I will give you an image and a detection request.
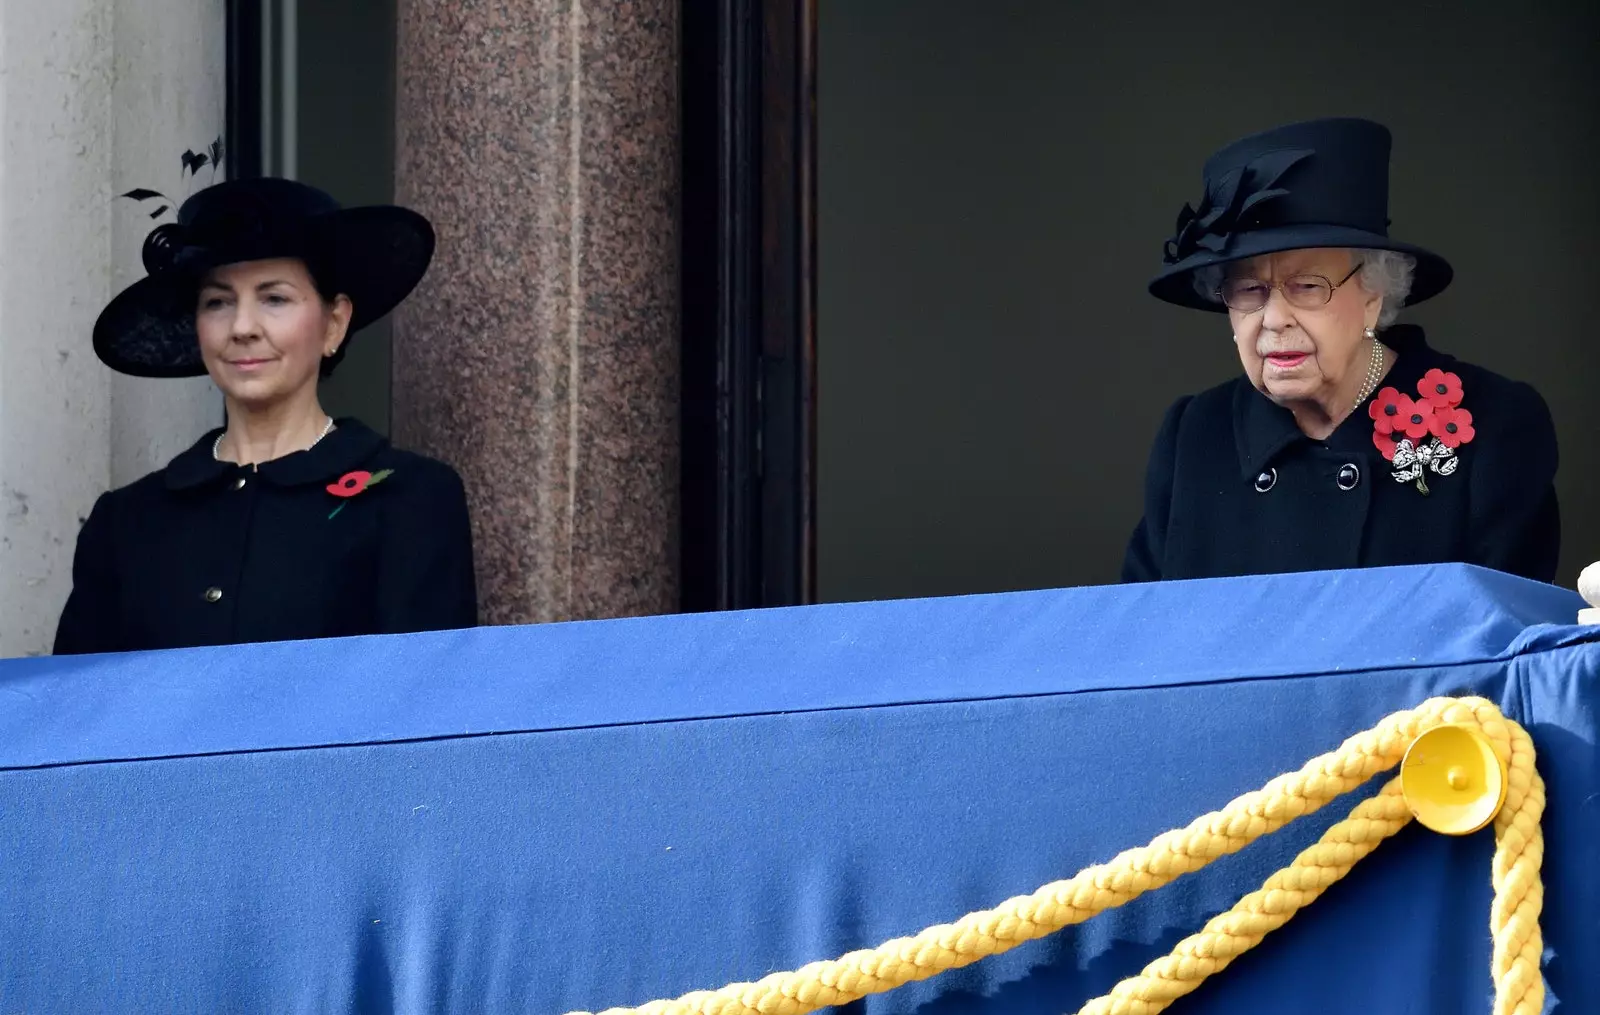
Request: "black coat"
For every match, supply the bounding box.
[1122,326,1560,584]
[54,419,477,655]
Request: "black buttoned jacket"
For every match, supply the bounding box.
[54,420,478,655]
[1122,326,1560,583]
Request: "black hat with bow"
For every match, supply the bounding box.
[1148,117,1452,312]
[93,177,435,378]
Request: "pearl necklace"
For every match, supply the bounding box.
[1351,335,1385,412]
[213,416,336,462]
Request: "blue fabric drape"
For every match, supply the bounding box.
[0,564,1592,1014]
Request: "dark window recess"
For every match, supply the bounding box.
[224,0,263,180]
[680,0,817,612]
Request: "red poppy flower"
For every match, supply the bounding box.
[1394,400,1434,440]
[1372,429,1400,461]
[1417,368,1464,409]
[1370,387,1431,438]
[328,471,373,498]
[1430,406,1475,448]
[1369,385,1408,432]
[326,469,394,519]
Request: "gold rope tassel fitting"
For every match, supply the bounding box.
[1401,722,1509,836]
[569,697,1544,1015]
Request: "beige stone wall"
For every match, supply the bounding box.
[0,0,223,657]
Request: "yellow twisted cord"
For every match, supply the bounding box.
[1073,705,1544,1015]
[1072,777,1413,1015]
[568,696,1542,1015]
[1490,715,1545,1015]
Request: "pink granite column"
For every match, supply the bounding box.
[392,0,679,626]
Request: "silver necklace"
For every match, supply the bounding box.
[1351,335,1385,412]
[213,416,336,462]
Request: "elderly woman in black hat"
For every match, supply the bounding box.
[1124,118,1559,583]
[53,178,477,654]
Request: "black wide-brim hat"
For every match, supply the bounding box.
[1148,118,1453,312]
[93,177,435,377]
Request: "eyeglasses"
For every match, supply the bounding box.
[1216,263,1363,313]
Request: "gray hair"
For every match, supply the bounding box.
[1191,248,1416,327]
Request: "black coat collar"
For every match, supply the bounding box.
[164,417,388,491]
[1233,325,1442,479]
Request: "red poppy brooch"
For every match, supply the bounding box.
[326,469,393,518]
[1369,368,1475,496]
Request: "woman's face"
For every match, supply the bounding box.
[1225,247,1382,413]
[195,258,351,409]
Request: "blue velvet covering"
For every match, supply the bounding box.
[1,563,1593,1014]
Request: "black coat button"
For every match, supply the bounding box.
[1254,468,1277,493]
[1337,463,1361,491]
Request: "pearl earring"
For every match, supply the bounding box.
[1364,328,1376,339]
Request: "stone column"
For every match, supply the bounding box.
[0,2,223,657]
[393,1,680,626]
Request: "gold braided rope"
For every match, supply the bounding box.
[568,696,1544,1015]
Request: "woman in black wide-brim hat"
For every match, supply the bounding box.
[1124,118,1559,583]
[54,178,477,655]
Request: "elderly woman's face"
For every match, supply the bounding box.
[195,258,351,409]
[1225,247,1382,412]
